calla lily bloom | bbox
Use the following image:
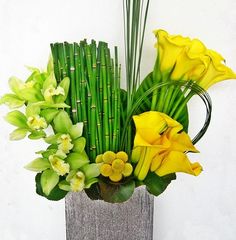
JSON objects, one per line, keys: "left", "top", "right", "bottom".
{"left": 132, "top": 111, "right": 202, "bottom": 181}
{"left": 154, "top": 29, "right": 236, "bottom": 89}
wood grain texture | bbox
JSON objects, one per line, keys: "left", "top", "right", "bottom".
{"left": 65, "top": 187, "right": 154, "bottom": 240}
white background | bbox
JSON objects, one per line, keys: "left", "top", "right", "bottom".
{"left": 1, "top": 0, "right": 236, "bottom": 239}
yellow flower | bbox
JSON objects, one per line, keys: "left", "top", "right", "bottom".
{"left": 99, "top": 151, "right": 133, "bottom": 182}
{"left": 69, "top": 171, "right": 85, "bottom": 192}
{"left": 27, "top": 115, "right": 47, "bottom": 130}
{"left": 198, "top": 50, "right": 236, "bottom": 89}
{"left": 57, "top": 134, "right": 74, "bottom": 154}
{"left": 49, "top": 154, "right": 70, "bottom": 176}
{"left": 154, "top": 29, "right": 191, "bottom": 73}
{"left": 154, "top": 29, "right": 236, "bottom": 89}
{"left": 132, "top": 111, "right": 202, "bottom": 181}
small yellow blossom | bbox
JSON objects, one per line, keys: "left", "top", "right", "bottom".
{"left": 70, "top": 171, "right": 85, "bottom": 192}
{"left": 27, "top": 115, "right": 47, "bottom": 130}
{"left": 98, "top": 151, "right": 133, "bottom": 182}
{"left": 49, "top": 154, "right": 70, "bottom": 176}
{"left": 57, "top": 134, "right": 74, "bottom": 154}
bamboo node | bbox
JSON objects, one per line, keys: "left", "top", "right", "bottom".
{"left": 72, "top": 109, "right": 77, "bottom": 113}
{"left": 70, "top": 67, "right": 75, "bottom": 71}
{"left": 91, "top": 105, "right": 96, "bottom": 109}
{"left": 76, "top": 100, "right": 81, "bottom": 103}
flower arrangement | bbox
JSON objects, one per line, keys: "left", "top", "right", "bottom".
{"left": 1, "top": 1, "right": 236, "bottom": 203}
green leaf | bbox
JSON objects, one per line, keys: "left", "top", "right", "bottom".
{"left": 24, "top": 157, "right": 50, "bottom": 172}
{"left": 66, "top": 151, "right": 89, "bottom": 170}
{"left": 28, "top": 130, "right": 46, "bottom": 140}
{"left": 80, "top": 163, "right": 100, "bottom": 179}
{"left": 53, "top": 110, "right": 73, "bottom": 133}
{"left": 35, "top": 173, "right": 68, "bottom": 201}
{"left": 10, "top": 128, "right": 28, "bottom": 140}
{"left": 0, "top": 94, "right": 25, "bottom": 108}
{"left": 40, "top": 169, "right": 59, "bottom": 196}
{"left": 143, "top": 172, "right": 176, "bottom": 197}
{"left": 40, "top": 108, "right": 59, "bottom": 123}
{"left": 99, "top": 179, "right": 135, "bottom": 203}
{"left": 72, "top": 137, "right": 86, "bottom": 153}
{"left": 55, "top": 77, "right": 70, "bottom": 103}
{"left": 69, "top": 123, "right": 83, "bottom": 140}
{"left": 5, "top": 110, "right": 28, "bottom": 128}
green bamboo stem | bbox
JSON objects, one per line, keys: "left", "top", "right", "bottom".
{"left": 79, "top": 41, "right": 90, "bottom": 154}
{"left": 68, "top": 43, "right": 77, "bottom": 123}
{"left": 74, "top": 43, "right": 83, "bottom": 121}
{"left": 101, "top": 43, "right": 110, "bottom": 151}
{"left": 105, "top": 47, "right": 113, "bottom": 150}
{"left": 85, "top": 42, "right": 97, "bottom": 160}
{"left": 50, "top": 43, "right": 60, "bottom": 81}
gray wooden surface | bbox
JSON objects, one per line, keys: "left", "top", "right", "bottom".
{"left": 65, "top": 187, "right": 154, "bottom": 240}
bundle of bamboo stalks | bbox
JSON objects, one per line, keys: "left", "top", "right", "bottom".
{"left": 51, "top": 41, "right": 122, "bottom": 162}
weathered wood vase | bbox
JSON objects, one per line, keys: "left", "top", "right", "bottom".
{"left": 65, "top": 187, "right": 154, "bottom": 240}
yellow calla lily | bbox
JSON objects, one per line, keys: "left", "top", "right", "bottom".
{"left": 132, "top": 111, "right": 202, "bottom": 180}
{"left": 154, "top": 29, "right": 191, "bottom": 73}
{"left": 154, "top": 29, "right": 236, "bottom": 89}
{"left": 198, "top": 50, "right": 236, "bottom": 89}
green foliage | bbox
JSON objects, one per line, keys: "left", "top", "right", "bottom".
{"left": 144, "top": 172, "right": 176, "bottom": 196}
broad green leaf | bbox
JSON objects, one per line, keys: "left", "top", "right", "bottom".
{"left": 80, "top": 163, "right": 100, "bottom": 179}
{"left": 144, "top": 172, "right": 176, "bottom": 197}
{"left": 53, "top": 110, "right": 72, "bottom": 133}
{"left": 72, "top": 137, "right": 86, "bottom": 153}
{"left": 10, "top": 128, "right": 28, "bottom": 140}
{"left": 24, "top": 157, "right": 50, "bottom": 172}
{"left": 0, "top": 94, "right": 25, "bottom": 108}
{"left": 40, "top": 169, "right": 59, "bottom": 196}
{"left": 55, "top": 77, "right": 70, "bottom": 103}
{"left": 28, "top": 130, "right": 46, "bottom": 140}
{"left": 35, "top": 173, "right": 68, "bottom": 201}
{"left": 66, "top": 151, "right": 89, "bottom": 170}
{"left": 5, "top": 110, "right": 28, "bottom": 128}
{"left": 40, "top": 108, "right": 59, "bottom": 123}
{"left": 69, "top": 123, "right": 83, "bottom": 140}
{"left": 99, "top": 179, "right": 135, "bottom": 203}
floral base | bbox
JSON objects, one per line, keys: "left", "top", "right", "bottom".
{"left": 65, "top": 186, "right": 154, "bottom": 240}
